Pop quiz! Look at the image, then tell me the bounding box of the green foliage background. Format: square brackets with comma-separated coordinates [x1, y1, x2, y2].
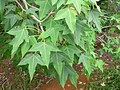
[0, 0, 119, 88]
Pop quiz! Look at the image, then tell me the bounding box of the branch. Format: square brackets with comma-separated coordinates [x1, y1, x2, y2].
[30, 15, 42, 23]
[16, 0, 52, 32]
[22, 0, 44, 32]
[102, 25, 117, 29]
[15, 0, 25, 11]
[27, 3, 39, 11]
[41, 11, 54, 22]
[16, 0, 42, 24]
[16, 0, 41, 23]
[22, 0, 28, 9]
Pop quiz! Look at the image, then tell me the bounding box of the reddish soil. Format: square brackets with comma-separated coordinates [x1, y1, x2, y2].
[39, 74, 89, 90]
[38, 64, 89, 90]
[38, 74, 89, 90]
[0, 59, 89, 90]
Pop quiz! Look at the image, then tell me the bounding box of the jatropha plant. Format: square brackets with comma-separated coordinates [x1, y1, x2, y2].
[0, 0, 104, 88]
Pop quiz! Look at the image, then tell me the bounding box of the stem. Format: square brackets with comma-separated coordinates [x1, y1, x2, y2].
[102, 25, 117, 29]
[15, 0, 25, 11]
[22, 0, 28, 9]
[21, 0, 44, 32]
[41, 11, 54, 22]
[27, 3, 39, 11]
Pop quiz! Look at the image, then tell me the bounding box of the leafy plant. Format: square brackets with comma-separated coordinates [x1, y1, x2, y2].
[0, 0, 104, 88]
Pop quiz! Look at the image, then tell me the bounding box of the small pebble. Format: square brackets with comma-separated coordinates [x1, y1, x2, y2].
[67, 84, 71, 87]
[78, 81, 82, 84]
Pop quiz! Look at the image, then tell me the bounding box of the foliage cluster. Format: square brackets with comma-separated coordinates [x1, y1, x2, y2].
[87, 0, 120, 89]
[0, 0, 119, 88]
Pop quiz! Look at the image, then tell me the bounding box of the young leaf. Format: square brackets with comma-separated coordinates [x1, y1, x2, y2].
[26, 8, 38, 17]
[79, 54, 92, 76]
[69, 73, 78, 88]
[21, 42, 30, 58]
[5, 4, 16, 14]
[88, 9, 101, 32]
[39, 28, 60, 43]
[54, 7, 76, 33]
[29, 42, 60, 67]
[74, 21, 91, 51]
[62, 45, 81, 61]
[51, 0, 58, 5]
[63, 34, 75, 45]
[7, 26, 29, 54]
[65, 64, 78, 87]
[41, 19, 64, 43]
[57, 0, 65, 9]
[35, 0, 52, 19]
[67, 0, 83, 13]
[51, 52, 63, 78]
[5, 14, 21, 27]
[95, 60, 104, 72]
[0, 0, 5, 19]
[43, 18, 64, 30]
[59, 66, 68, 88]
[59, 65, 78, 88]
[29, 36, 37, 45]
[18, 53, 44, 80]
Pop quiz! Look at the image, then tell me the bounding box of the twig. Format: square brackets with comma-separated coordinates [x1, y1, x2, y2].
[46, 77, 54, 84]
[22, 0, 28, 9]
[41, 11, 54, 22]
[102, 25, 117, 29]
[27, 3, 39, 11]
[30, 15, 42, 23]
[16, 0, 51, 30]
[33, 80, 41, 90]
[15, 0, 25, 11]
[22, 0, 44, 32]
[97, 33, 106, 43]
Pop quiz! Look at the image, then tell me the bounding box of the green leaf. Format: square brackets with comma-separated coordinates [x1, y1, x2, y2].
[65, 64, 78, 87]
[54, 7, 76, 33]
[57, 0, 65, 9]
[26, 8, 38, 17]
[51, 52, 72, 78]
[59, 65, 78, 88]
[90, 0, 101, 12]
[63, 34, 75, 45]
[18, 53, 44, 80]
[88, 9, 101, 32]
[62, 45, 80, 61]
[43, 18, 64, 30]
[95, 60, 104, 72]
[51, 52, 63, 78]
[62, 27, 71, 35]
[35, 0, 52, 19]
[29, 36, 37, 45]
[40, 19, 64, 43]
[51, 0, 58, 5]
[29, 42, 60, 67]
[79, 54, 92, 75]
[7, 26, 29, 54]
[69, 73, 78, 88]
[74, 21, 91, 51]
[67, 0, 83, 13]
[5, 4, 16, 15]
[0, 0, 5, 19]
[39, 28, 59, 43]
[58, 64, 77, 88]
[59, 66, 68, 88]
[21, 42, 30, 58]
[5, 14, 21, 27]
